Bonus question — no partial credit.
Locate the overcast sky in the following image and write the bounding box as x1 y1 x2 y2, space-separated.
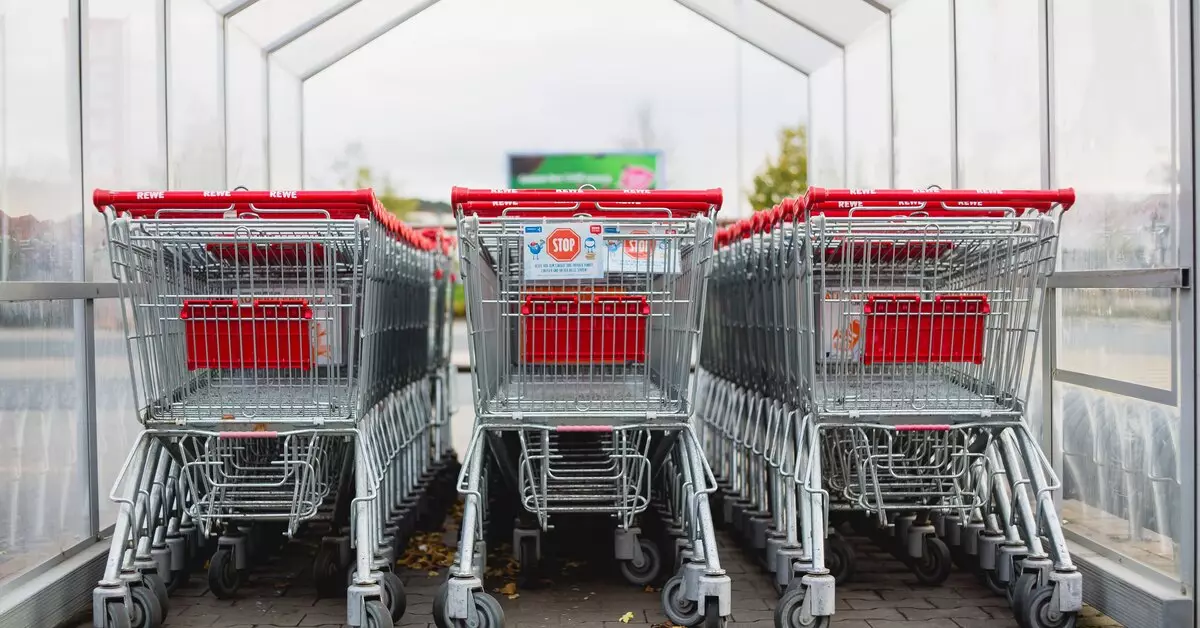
301 0 808 217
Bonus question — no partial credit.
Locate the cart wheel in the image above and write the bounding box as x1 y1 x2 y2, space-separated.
129 585 165 628
1010 572 1040 625
432 582 449 628
977 567 1006 596
826 534 856 585
104 601 133 628
700 597 725 628
618 539 662 586
312 545 346 598
911 537 952 586
143 572 170 613
452 591 504 628
362 599 392 628
206 548 242 599
381 570 407 622
165 567 189 594
773 585 830 628
660 575 700 626
517 535 539 589
1023 585 1077 628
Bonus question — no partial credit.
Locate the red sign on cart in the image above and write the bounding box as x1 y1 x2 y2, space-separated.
523 223 606 280
548 228 581 262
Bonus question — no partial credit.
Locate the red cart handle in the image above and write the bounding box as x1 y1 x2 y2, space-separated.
451 187 722 217
93 188 437 252
804 187 1075 210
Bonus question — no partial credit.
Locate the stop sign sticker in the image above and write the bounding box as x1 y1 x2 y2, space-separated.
623 229 651 260
523 223 605 280
548 228 581 262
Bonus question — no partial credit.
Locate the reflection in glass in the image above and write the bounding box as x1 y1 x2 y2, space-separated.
1058 382 1180 579
0 1 81 282
169 0 225 188
0 301 86 584
809 57 845 187
1052 0 1176 271
1057 288 1173 390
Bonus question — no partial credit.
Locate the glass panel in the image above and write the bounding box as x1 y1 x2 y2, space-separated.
954 0 1040 188
0 0 82 282
86 0 166 281
740 43 808 217
890 0 952 188
229 0 343 48
95 299 140 525
269 58 302 188
1058 381 1181 579
1052 0 1176 271
809 56 845 187
1057 288 1173 390
845 18 890 187
0 301 86 584
226 24 267 188
168 0 224 188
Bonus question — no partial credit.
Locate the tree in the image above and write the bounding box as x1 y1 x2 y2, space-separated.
332 143 419 218
748 125 808 212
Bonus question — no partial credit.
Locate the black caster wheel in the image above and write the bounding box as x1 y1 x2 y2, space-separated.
826 534 856 585
362 599 392 628
129 584 165 628
103 600 133 628
661 575 700 626
1010 572 1039 625
517 534 540 589
910 537 952 586
142 572 170 613
1022 584 1077 628
312 544 347 598
206 548 243 599
701 597 725 628
977 567 1006 596
435 587 504 628
773 584 830 628
165 566 189 594
381 570 407 622
618 538 662 586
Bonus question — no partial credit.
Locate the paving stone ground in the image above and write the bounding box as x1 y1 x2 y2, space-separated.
68 513 1121 628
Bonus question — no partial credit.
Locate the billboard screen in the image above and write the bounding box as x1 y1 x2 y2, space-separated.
507 153 661 190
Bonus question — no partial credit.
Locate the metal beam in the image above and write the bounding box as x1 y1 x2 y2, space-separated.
0 282 120 302
861 0 893 14
264 0 363 54
300 0 444 81
752 0 845 47
216 0 259 18
672 0 811 75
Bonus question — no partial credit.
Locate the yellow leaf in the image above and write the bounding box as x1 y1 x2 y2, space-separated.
619 612 635 623
427 571 439 577
506 593 520 600
498 582 518 596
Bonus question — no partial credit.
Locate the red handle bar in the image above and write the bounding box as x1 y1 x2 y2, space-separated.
93 188 436 251
805 187 1075 209
451 187 723 214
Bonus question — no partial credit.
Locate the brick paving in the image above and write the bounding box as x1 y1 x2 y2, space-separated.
68 517 1121 628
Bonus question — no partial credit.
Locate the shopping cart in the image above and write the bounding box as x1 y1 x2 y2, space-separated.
699 188 1083 628
91 189 446 628
442 187 732 628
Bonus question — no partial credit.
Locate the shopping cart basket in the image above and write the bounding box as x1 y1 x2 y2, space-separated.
92 189 443 628
441 186 732 628
699 188 1083 628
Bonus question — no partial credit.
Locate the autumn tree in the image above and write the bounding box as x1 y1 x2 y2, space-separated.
748 124 808 212
332 143 419 218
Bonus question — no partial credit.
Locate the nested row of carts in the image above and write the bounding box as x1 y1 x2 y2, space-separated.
88 184 1082 628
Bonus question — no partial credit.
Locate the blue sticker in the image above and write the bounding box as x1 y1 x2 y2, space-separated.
604 226 619 233
525 226 543 233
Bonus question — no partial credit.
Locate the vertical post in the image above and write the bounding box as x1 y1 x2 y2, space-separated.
948 0 959 188
1180 0 1197 601
161 0 172 187
1036 0 1060 502
885 13 895 188
841 51 848 187
218 11 229 189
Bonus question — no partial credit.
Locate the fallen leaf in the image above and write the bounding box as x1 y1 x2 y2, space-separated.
498 582 518 596
644 585 656 593
619 612 635 623
428 571 439 577
506 593 520 600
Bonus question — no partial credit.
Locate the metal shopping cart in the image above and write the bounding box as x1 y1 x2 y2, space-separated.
91 189 446 628
441 187 732 628
699 188 1083 628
